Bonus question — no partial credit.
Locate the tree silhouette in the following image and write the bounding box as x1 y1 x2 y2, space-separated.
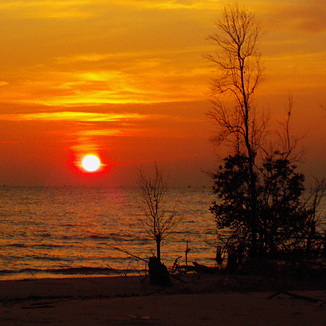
207 3 263 256
207 3 325 266
137 164 177 262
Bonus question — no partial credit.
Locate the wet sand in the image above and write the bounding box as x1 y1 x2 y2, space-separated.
0 274 325 325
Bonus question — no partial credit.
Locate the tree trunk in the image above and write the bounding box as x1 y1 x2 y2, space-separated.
156 235 161 262
148 257 170 286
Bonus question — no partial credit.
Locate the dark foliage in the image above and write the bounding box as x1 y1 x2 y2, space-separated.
207 3 325 273
210 154 317 260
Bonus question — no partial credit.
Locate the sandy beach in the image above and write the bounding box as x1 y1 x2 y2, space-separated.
0 273 325 325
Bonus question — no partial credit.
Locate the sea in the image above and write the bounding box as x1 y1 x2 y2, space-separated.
0 186 217 280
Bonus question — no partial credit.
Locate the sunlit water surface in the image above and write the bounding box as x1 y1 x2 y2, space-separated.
0 187 217 280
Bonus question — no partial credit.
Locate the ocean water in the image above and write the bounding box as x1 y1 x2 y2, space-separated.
0 186 217 280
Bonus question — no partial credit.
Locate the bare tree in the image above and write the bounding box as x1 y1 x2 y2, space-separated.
207 2 264 155
207 3 264 255
137 164 178 262
207 4 325 265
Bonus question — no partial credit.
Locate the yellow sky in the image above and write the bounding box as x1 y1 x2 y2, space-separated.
0 0 325 186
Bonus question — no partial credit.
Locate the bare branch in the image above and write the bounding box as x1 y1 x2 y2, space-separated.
137 164 179 261
207 3 263 157
109 237 149 264
274 95 305 161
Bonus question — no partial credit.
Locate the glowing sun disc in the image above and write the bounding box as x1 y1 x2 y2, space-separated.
82 155 101 172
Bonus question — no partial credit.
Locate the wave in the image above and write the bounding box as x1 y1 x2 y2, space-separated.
0 266 144 278
6 243 65 249
89 235 111 240
0 186 218 280
89 234 137 242
32 256 72 262
7 243 27 248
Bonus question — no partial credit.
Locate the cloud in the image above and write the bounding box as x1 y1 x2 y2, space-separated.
0 49 208 106
267 0 326 33
0 111 145 122
0 0 213 107
97 0 219 11
0 0 98 19
73 129 123 137
0 0 219 21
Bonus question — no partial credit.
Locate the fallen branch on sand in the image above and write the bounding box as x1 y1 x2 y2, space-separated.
267 291 323 303
192 262 219 274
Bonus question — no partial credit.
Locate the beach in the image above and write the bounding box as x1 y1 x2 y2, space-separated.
0 274 325 325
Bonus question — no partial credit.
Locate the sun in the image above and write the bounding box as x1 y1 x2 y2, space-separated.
81 155 101 172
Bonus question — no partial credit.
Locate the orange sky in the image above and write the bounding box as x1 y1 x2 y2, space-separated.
0 0 325 187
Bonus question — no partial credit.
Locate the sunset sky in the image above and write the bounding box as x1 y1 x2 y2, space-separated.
0 0 325 187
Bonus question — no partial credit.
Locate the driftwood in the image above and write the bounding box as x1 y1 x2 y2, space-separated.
192 262 219 274
268 291 323 303
175 265 197 273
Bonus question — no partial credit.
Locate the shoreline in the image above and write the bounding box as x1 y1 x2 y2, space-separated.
0 268 145 282
0 274 325 325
